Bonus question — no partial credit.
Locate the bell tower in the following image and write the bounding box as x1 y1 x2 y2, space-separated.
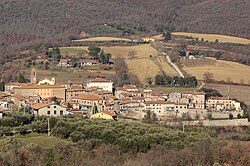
30 68 37 84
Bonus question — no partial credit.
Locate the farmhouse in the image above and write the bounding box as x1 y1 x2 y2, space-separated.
87 78 113 92
31 102 67 116
142 37 155 42
79 59 96 66
58 58 69 67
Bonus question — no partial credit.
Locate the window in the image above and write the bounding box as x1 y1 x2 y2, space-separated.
60 110 63 116
47 106 50 108
54 106 56 108
47 111 50 115
54 110 57 114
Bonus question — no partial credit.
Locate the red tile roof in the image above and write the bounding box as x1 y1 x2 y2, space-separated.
12 94 25 100
31 102 50 109
116 87 125 91
144 101 175 105
88 78 112 83
208 97 230 100
102 110 116 117
72 94 102 101
14 85 65 90
31 102 66 109
123 85 138 89
182 92 205 95
60 59 68 63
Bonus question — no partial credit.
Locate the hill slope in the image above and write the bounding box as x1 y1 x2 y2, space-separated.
0 0 249 56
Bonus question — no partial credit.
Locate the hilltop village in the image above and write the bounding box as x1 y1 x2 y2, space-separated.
0 68 244 125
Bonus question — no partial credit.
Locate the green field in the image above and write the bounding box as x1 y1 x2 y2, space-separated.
0 133 70 148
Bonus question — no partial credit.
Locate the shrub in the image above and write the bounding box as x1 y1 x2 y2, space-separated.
229 113 233 119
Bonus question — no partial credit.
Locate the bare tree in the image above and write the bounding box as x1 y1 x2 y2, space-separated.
203 72 214 83
128 50 137 60
145 77 153 87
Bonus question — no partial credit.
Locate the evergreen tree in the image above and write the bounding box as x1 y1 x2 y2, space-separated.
17 73 26 83
163 31 171 42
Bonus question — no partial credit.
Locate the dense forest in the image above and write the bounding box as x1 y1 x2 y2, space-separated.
1 113 250 165
0 0 250 59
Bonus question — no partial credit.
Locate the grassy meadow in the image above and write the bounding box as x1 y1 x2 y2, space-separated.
182 58 250 84
23 67 115 84
127 59 161 83
60 44 157 58
172 32 250 44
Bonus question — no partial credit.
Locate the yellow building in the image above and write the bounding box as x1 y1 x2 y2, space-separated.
142 37 155 42
90 110 117 120
13 85 66 101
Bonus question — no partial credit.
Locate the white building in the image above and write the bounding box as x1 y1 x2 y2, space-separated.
0 101 9 110
0 110 3 118
87 78 113 92
38 78 56 85
144 101 176 115
31 102 67 116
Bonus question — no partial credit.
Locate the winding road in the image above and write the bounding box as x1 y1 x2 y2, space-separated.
164 53 185 78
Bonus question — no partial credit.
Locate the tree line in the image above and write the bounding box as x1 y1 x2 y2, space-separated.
155 75 197 87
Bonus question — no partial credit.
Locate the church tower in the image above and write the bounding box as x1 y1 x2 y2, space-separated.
30 68 37 84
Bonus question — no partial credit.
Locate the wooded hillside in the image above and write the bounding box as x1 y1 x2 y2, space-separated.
0 0 249 57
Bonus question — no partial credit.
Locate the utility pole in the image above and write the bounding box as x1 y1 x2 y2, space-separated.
48 117 50 136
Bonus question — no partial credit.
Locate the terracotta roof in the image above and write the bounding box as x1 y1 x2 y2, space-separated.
31 102 50 109
102 110 116 117
122 101 140 105
144 101 175 105
116 87 125 91
31 102 66 109
208 97 230 100
94 91 112 95
88 78 112 83
0 109 3 113
72 94 102 101
132 96 145 100
182 92 205 95
60 59 68 63
0 92 10 97
123 85 138 89
12 94 26 100
66 88 85 92
14 85 65 90
47 97 64 101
